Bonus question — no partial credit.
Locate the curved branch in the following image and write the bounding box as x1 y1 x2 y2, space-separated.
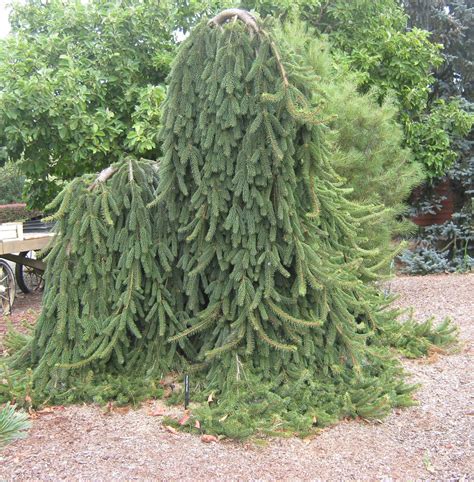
87 165 118 191
208 8 260 33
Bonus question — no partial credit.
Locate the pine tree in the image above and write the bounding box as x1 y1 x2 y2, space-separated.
2 10 457 437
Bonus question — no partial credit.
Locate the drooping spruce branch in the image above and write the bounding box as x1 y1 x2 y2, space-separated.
210 9 289 87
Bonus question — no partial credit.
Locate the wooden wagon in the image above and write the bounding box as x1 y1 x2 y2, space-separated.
0 221 54 314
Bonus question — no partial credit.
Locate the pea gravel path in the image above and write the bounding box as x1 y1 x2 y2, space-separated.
1 273 473 480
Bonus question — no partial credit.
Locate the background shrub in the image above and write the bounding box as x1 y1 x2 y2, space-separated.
0 163 25 205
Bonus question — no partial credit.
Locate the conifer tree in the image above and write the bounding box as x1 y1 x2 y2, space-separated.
150 11 454 435
9 159 190 396
2 9 456 437
156 9 397 377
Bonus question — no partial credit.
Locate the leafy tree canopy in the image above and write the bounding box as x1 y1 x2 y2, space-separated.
403 0 473 101
0 162 25 205
0 0 173 207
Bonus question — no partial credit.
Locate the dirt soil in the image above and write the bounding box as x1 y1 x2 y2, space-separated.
0 291 42 340
0 274 473 480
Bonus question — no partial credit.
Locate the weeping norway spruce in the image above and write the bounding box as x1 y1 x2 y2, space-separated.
2 10 457 437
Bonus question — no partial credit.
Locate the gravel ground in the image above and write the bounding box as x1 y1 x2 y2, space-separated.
0 273 473 480
0 291 42 340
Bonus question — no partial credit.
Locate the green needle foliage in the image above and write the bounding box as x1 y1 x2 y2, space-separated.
156 12 404 379
1 11 458 439
7 158 190 401
0 403 30 449
150 12 455 435
378 313 458 359
271 23 424 273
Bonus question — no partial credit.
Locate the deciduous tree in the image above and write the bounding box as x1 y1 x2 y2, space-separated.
0 0 173 207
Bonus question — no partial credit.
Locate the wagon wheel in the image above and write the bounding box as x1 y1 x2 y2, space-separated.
0 259 15 315
15 251 44 294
